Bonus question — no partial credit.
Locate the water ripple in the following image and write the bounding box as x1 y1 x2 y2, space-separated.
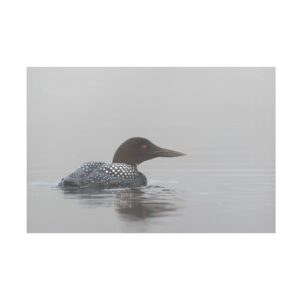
60 185 184 221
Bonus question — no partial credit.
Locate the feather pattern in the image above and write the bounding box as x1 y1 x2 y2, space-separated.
59 161 147 189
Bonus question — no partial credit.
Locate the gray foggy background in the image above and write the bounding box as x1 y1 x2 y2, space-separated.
27 68 275 233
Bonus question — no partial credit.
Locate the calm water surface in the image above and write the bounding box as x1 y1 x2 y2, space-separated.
28 168 274 232
27 68 275 233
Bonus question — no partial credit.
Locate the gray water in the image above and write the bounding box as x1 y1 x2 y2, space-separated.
27 67 275 233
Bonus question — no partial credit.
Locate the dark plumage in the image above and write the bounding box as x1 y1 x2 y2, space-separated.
59 137 185 189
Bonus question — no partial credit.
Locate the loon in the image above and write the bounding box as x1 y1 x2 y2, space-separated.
59 137 185 189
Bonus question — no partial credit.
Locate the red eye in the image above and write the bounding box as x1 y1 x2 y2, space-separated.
142 144 147 149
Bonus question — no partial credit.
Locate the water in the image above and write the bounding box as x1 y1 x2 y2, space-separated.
27 67 275 233
28 169 274 232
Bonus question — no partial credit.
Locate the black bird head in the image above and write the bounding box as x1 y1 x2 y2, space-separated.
112 137 186 166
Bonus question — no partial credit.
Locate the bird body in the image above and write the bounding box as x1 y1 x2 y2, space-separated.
59 162 146 189
59 137 184 189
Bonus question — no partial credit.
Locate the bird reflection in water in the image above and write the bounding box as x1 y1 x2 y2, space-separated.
61 185 183 220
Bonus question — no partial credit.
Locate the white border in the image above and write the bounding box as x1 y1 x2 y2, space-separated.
1 1 299 300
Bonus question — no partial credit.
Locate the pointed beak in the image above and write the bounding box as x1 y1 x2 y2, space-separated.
152 147 186 158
